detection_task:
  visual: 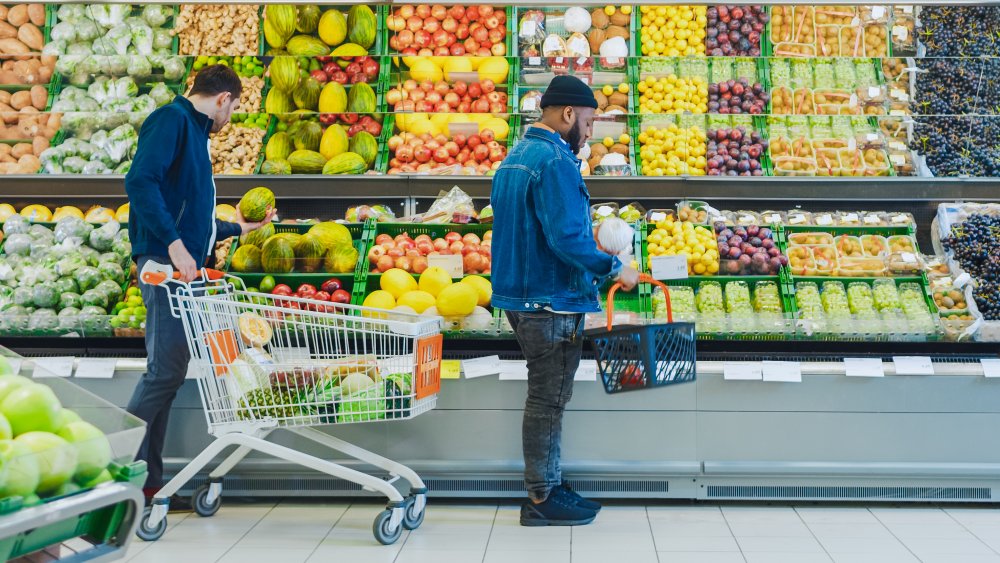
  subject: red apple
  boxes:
[412,256,429,274]
[431,4,447,20]
[456,23,470,40]
[467,135,482,148]
[433,147,449,163]
[489,146,505,162]
[449,43,466,56]
[395,256,413,272]
[376,255,395,272]
[444,141,460,156]
[416,5,431,18]
[433,238,449,250]
[449,241,465,254]
[398,5,414,18]
[449,5,465,20]
[472,98,489,112]
[472,26,489,43]
[463,233,481,245]
[474,144,490,161]
[445,232,462,243]
[480,128,495,143]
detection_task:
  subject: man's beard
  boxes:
[564,120,584,153]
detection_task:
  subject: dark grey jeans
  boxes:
[506,310,586,502]
[127,256,192,490]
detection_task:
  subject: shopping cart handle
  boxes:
[140,262,225,286]
[607,273,672,330]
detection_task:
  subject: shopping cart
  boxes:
[135,264,443,545]
[586,273,697,393]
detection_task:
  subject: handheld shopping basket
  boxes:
[135,264,443,545]
[585,274,696,393]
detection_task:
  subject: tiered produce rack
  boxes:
[1,1,1000,505]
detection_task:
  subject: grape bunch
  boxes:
[913,117,1000,177]
[942,214,1000,319]
[918,6,1000,56]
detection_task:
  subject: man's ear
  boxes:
[562,106,574,125]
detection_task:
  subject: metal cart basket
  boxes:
[586,273,697,393]
[136,267,443,545]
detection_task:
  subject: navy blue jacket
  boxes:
[125,96,241,262]
[490,127,621,313]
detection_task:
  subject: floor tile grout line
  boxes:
[644,505,661,563]
[213,501,280,563]
[480,504,499,563]
[867,507,926,563]
[307,500,353,562]
[941,507,1000,557]
[792,506,836,562]
[719,506,749,563]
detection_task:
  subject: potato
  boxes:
[31,134,46,155]
[0,91,8,105]
[11,142,31,158]
[0,143,9,156]
[9,90,29,110]
[0,38,29,54]
[28,84,44,109]
[17,23,42,51]
[590,8,609,29]
[0,20,16,40]
[5,5,28,27]
[17,153,39,172]
[27,4,44,26]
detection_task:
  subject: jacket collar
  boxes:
[525,125,576,159]
[173,95,214,136]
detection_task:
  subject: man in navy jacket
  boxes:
[125,65,275,505]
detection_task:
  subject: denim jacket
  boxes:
[490,127,622,313]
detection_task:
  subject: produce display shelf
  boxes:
[258,5,386,58]
[384,6,515,62]
[360,220,493,280]
[0,2,51,91]
[766,7,891,60]
[385,55,517,116]
[250,113,275,174]
[382,112,520,176]
[263,59,389,115]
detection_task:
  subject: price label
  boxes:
[893,356,935,375]
[462,355,501,379]
[762,361,802,383]
[844,213,860,223]
[74,358,116,379]
[864,214,882,225]
[439,360,462,380]
[765,214,782,224]
[815,214,834,226]
[981,359,1000,378]
[33,357,74,378]
[789,214,807,225]
[901,6,914,14]
[892,25,909,40]
[845,358,884,377]
[650,255,688,281]
[723,363,762,381]
[520,20,537,37]
[499,360,529,381]
[529,57,542,66]
[428,254,464,279]
[523,97,538,111]
[574,360,598,382]
[868,87,881,99]
[871,6,886,19]
[649,212,668,222]
[900,252,917,264]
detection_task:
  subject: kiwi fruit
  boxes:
[590,143,609,158]
[590,8,610,29]
[609,11,630,27]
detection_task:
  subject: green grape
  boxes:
[833,59,856,88]
[814,61,835,89]
[795,282,824,318]
[899,283,930,318]
[873,279,902,312]
[771,60,791,87]
[696,282,724,314]
[847,282,875,315]
[735,59,757,81]
[791,60,812,87]
[724,281,753,315]
[753,282,782,314]
[821,281,850,317]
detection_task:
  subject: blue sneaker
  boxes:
[560,481,601,512]
[520,487,597,527]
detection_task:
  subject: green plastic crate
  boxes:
[224,222,367,284]
[361,221,493,280]
[259,5,384,57]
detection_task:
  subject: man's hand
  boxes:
[236,206,278,235]
[168,240,198,283]
[616,265,640,291]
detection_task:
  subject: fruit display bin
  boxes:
[0,5,50,91]
[385,56,517,115]
[383,113,519,176]
[384,6,515,60]
[513,114,637,176]
[764,57,887,116]
[260,4,387,57]
[255,112,390,175]
[515,68,636,115]
[262,59,389,114]
[777,223,920,279]
[766,6,891,59]
[513,6,635,84]
[784,275,942,342]
[634,113,771,177]
[360,221,493,280]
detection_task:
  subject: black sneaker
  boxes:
[520,487,597,527]
[560,481,602,512]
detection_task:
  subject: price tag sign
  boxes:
[33,357,74,378]
[74,358,116,379]
[871,6,886,19]
[981,359,1000,378]
[463,355,501,379]
[499,360,529,381]
[845,358,884,377]
[723,363,762,381]
[762,361,802,383]
[893,356,935,375]
[574,360,598,382]
[439,360,461,380]
[427,254,464,279]
[650,255,688,281]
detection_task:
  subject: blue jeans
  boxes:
[127,256,191,490]
[506,310,586,502]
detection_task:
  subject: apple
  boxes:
[15,431,76,495]
[321,278,343,293]
[330,289,351,304]
[0,374,30,403]
[1,383,62,435]
[0,439,39,497]
[416,4,430,18]
[462,243,480,255]
[376,255,395,272]
[445,232,462,243]
[57,421,111,483]
[405,249,421,259]
[433,238,448,251]
[474,144,490,161]
[424,17,440,33]
[449,241,465,254]
[395,256,412,271]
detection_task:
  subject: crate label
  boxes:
[33,357,74,378]
[866,133,879,142]
[649,212,668,222]
[765,213,782,224]
[739,215,755,224]
[724,363,762,381]
[815,214,834,226]
[574,359,598,381]
[864,214,882,224]
[520,20,537,37]
[888,141,908,152]
[428,254,464,278]
[463,355,501,379]
[900,6,914,14]
[982,359,1000,378]
[529,57,542,66]
[789,214,807,225]
[893,356,934,375]
[890,154,906,166]
[843,213,860,222]
[75,358,116,379]
[440,360,462,380]
[892,25,908,40]
[891,213,910,224]
[868,86,881,98]
[762,361,802,383]
[845,358,884,377]
[900,252,918,264]
[651,255,688,281]
[871,6,886,19]
[498,360,529,381]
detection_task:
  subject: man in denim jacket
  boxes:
[491,76,640,526]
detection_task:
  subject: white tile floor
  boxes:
[122,501,1000,563]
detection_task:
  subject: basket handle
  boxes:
[607,273,672,331]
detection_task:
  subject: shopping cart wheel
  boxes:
[192,483,222,517]
[137,507,167,541]
[401,495,425,530]
[372,509,403,545]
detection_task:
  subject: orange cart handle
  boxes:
[141,268,226,286]
[606,273,673,331]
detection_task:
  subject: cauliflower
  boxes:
[50,22,77,43]
[142,5,171,27]
[153,28,172,50]
[130,24,154,55]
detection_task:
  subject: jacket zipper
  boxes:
[175,201,187,227]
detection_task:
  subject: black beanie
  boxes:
[540,75,598,109]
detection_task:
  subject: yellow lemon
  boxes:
[603,137,614,148]
[604,5,615,16]
[602,84,614,97]
[363,290,396,311]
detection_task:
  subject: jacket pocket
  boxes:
[175,200,187,227]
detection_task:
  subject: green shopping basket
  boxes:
[585,274,697,393]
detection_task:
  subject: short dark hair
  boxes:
[188,65,242,99]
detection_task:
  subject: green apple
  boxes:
[0,375,30,403]
[0,356,16,376]
[0,439,39,498]
[79,468,113,488]
[0,413,10,441]
[58,409,82,428]
[54,481,82,498]
[1,383,63,435]
[14,432,77,495]
[57,421,111,483]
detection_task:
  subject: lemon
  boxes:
[602,137,614,148]
[418,267,453,297]
[604,5,615,16]
[436,283,478,317]
[621,5,632,14]
[602,84,614,97]
[397,290,437,314]
[618,83,629,94]
[618,133,631,144]
[380,268,418,299]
